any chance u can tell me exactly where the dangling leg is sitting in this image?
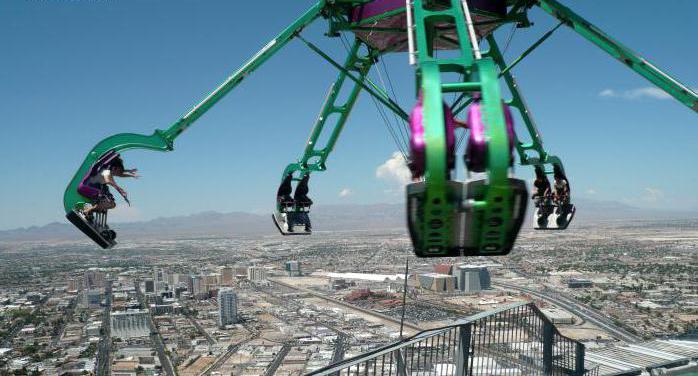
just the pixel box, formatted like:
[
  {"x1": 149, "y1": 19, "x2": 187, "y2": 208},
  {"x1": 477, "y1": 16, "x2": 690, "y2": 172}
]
[
  {"x1": 276, "y1": 173, "x2": 294, "y2": 209},
  {"x1": 487, "y1": 36, "x2": 575, "y2": 230},
  {"x1": 273, "y1": 38, "x2": 376, "y2": 235}
]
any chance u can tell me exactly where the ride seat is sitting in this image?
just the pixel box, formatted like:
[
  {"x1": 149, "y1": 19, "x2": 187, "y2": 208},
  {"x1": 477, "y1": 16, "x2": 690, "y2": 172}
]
[{"x1": 407, "y1": 178, "x2": 528, "y2": 257}]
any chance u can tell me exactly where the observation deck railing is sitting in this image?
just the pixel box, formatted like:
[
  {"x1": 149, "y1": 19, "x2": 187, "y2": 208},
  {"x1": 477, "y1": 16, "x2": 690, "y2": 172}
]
[{"x1": 307, "y1": 302, "x2": 599, "y2": 376}]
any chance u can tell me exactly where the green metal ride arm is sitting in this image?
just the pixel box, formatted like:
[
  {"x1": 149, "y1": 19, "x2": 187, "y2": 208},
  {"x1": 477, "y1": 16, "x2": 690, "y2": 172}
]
[
  {"x1": 280, "y1": 38, "x2": 376, "y2": 187},
  {"x1": 536, "y1": 0, "x2": 698, "y2": 113},
  {"x1": 64, "y1": 1, "x2": 325, "y2": 213},
  {"x1": 487, "y1": 34, "x2": 566, "y2": 174}
]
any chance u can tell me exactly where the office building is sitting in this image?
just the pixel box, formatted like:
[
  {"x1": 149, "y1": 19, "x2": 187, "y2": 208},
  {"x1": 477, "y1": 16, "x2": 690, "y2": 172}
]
[
  {"x1": 247, "y1": 266, "x2": 267, "y2": 282},
  {"x1": 456, "y1": 266, "x2": 491, "y2": 293},
  {"x1": 415, "y1": 273, "x2": 457, "y2": 293},
  {"x1": 218, "y1": 288, "x2": 238, "y2": 327},
  {"x1": 286, "y1": 261, "x2": 301, "y2": 277}
]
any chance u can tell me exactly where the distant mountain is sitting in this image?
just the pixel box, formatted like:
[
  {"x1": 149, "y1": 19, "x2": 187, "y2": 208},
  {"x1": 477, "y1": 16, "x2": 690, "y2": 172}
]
[{"x1": 0, "y1": 200, "x2": 695, "y2": 242}]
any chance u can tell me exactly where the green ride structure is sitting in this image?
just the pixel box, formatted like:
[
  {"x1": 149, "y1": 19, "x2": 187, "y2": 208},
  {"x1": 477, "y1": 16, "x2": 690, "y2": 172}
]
[{"x1": 64, "y1": 0, "x2": 698, "y2": 253}]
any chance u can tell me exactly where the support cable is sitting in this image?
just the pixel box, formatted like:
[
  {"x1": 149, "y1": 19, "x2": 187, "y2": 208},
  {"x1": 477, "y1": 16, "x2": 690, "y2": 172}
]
[
  {"x1": 376, "y1": 59, "x2": 410, "y2": 149},
  {"x1": 337, "y1": 34, "x2": 409, "y2": 160}
]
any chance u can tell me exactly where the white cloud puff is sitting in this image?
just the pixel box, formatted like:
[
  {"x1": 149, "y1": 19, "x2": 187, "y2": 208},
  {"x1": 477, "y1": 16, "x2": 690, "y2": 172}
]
[
  {"x1": 376, "y1": 152, "x2": 411, "y2": 186},
  {"x1": 339, "y1": 188, "x2": 352, "y2": 198},
  {"x1": 599, "y1": 87, "x2": 672, "y2": 100}
]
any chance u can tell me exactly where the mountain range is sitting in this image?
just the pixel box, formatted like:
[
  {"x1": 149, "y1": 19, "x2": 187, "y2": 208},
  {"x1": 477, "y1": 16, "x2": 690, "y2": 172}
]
[{"x1": 1, "y1": 199, "x2": 696, "y2": 242}]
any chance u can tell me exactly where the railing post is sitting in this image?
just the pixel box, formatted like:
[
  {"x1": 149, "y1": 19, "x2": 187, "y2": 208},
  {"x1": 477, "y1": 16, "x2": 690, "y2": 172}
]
[
  {"x1": 394, "y1": 349, "x2": 408, "y2": 376},
  {"x1": 543, "y1": 321, "x2": 554, "y2": 374},
  {"x1": 575, "y1": 342, "x2": 586, "y2": 376},
  {"x1": 455, "y1": 323, "x2": 472, "y2": 375}
]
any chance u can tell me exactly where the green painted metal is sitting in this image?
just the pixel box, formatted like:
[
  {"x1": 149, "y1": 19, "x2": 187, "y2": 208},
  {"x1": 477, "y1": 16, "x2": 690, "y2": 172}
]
[
  {"x1": 498, "y1": 21, "x2": 563, "y2": 78},
  {"x1": 486, "y1": 34, "x2": 568, "y2": 175},
  {"x1": 298, "y1": 35, "x2": 409, "y2": 121},
  {"x1": 410, "y1": 0, "x2": 513, "y2": 255},
  {"x1": 64, "y1": 1, "x2": 326, "y2": 213},
  {"x1": 537, "y1": 0, "x2": 698, "y2": 113},
  {"x1": 278, "y1": 37, "x2": 376, "y2": 211},
  {"x1": 476, "y1": 58, "x2": 515, "y2": 253}
]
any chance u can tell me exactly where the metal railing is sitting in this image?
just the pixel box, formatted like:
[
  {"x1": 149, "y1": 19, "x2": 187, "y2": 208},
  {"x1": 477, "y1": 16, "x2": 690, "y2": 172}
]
[{"x1": 307, "y1": 302, "x2": 599, "y2": 376}]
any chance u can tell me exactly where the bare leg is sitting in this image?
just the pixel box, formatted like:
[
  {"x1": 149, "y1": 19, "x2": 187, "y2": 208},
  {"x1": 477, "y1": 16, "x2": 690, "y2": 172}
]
[{"x1": 84, "y1": 200, "x2": 115, "y2": 217}]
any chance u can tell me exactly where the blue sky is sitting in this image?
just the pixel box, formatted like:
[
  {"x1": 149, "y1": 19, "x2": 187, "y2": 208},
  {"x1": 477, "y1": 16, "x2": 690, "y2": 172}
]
[{"x1": 1, "y1": 1, "x2": 696, "y2": 230}]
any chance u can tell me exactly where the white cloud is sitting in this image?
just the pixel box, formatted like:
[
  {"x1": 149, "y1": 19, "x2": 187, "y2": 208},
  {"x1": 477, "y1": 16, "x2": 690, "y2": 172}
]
[
  {"x1": 338, "y1": 188, "x2": 352, "y2": 198},
  {"x1": 599, "y1": 89, "x2": 617, "y2": 98},
  {"x1": 599, "y1": 87, "x2": 672, "y2": 100},
  {"x1": 641, "y1": 187, "x2": 664, "y2": 203},
  {"x1": 376, "y1": 152, "x2": 411, "y2": 186},
  {"x1": 586, "y1": 189, "x2": 597, "y2": 196}
]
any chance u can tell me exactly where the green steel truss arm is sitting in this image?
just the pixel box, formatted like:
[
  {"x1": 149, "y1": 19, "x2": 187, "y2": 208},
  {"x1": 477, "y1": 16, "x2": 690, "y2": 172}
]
[
  {"x1": 412, "y1": 0, "x2": 513, "y2": 254},
  {"x1": 536, "y1": 0, "x2": 698, "y2": 113},
  {"x1": 279, "y1": 38, "x2": 375, "y2": 191},
  {"x1": 297, "y1": 35, "x2": 408, "y2": 121},
  {"x1": 64, "y1": 1, "x2": 325, "y2": 213},
  {"x1": 486, "y1": 34, "x2": 566, "y2": 174}
]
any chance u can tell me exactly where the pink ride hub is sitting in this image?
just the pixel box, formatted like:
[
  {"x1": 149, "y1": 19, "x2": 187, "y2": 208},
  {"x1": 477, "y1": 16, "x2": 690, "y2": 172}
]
[
  {"x1": 408, "y1": 94, "x2": 456, "y2": 179},
  {"x1": 465, "y1": 98, "x2": 516, "y2": 173}
]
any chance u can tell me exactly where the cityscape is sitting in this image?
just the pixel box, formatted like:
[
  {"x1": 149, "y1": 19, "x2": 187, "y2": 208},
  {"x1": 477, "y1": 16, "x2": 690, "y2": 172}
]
[{"x1": 0, "y1": 219, "x2": 697, "y2": 375}]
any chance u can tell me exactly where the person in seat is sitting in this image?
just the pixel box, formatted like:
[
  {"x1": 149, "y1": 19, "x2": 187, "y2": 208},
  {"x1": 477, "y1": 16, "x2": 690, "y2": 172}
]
[
  {"x1": 82, "y1": 156, "x2": 139, "y2": 219},
  {"x1": 532, "y1": 166, "x2": 551, "y2": 205},
  {"x1": 276, "y1": 173, "x2": 294, "y2": 208},
  {"x1": 294, "y1": 174, "x2": 313, "y2": 208},
  {"x1": 552, "y1": 165, "x2": 570, "y2": 206}
]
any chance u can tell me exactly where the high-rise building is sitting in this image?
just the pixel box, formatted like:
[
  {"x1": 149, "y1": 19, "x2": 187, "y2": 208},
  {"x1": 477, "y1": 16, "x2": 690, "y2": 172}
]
[
  {"x1": 221, "y1": 267, "x2": 234, "y2": 286},
  {"x1": 84, "y1": 270, "x2": 105, "y2": 289},
  {"x1": 456, "y1": 266, "x2": 491, "y2": 293},
  {"x1": 111, "y1": 310, "x2": 149, "y2": 339},
  {"x1": 247, "y1": 266, "x2": 267, "y2": 282},
  {"x1": 144, "y1": 279, "x2": 155, "y2": 294},
  {"x1": 285, "y1": 261, "x2": 301, "y2": 277},
  {"x1": 153, "y1": 268, "x2": 166, "y2": 293},
  {"x1": 218, "y1": 288, "x2": 238, "y2": 327},
  {"x1": 84, "y1": 289, "x2": 102, "y2": 308},
  {"x1": 68, "y1": 277, "x2": 84, "y2": 292},
  {"x1": 203, "y1": 274, "x2": 220, "y2": 292},
  {"x1": 187, "y1": 275, "x2": 201, "y2": 296}
]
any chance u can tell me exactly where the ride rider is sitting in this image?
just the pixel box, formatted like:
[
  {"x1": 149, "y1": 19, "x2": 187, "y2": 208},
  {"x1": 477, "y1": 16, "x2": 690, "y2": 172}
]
[
  {"x1": 83, "y1": 157, "x2": 139, "y2": 219},
  {"x1": 552, "y1": 164, "x2": 570, "y2": 206},
  {"x1": 532, "y1": 166, "x2": 551, "y2": 205}
]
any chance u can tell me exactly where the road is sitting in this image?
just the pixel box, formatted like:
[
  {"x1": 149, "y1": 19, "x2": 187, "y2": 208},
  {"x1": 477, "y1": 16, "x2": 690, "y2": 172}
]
[
  {"x1": 331, "y1": 334, "x2": 347, "y2": 364},
  {"x1": 270, "y1": 279, "x2": 422, "y2": 332},
  {"x1": 135, "y1": 284, "x2": 177, "y2": 376},
  {"x1": 95, "y1": 281, "x2": 112, "y2": 376},
  {"x1": 183, "y1": 312, "x2": 215, "y2": 345},
  {"x1": 263, "y1": 343, "x2": 291, "y2": 376},
  {"x1": 494, "y1": 282, "x2": 642, "y2": 343}
]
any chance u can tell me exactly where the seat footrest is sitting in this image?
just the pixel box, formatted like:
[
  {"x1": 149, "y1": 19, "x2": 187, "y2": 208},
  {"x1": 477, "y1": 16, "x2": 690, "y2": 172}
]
[
  {"x1": 272, "y1": 211, "x2": 312, "y2": 236},
  {"x1": 407, "y1": 179, "x2": 528, "y2": 257},
  {"x1": 534, "y1": 203, "x2": 576, "y2": 230},
  {"x1": 66, "y1": 210, "x2": 116, "y2": 249}
]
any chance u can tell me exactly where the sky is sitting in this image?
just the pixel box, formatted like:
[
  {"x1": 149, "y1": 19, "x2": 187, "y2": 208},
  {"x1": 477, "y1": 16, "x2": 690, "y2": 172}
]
[{"x1": 1, "y1": 1, "x2": 697, "y2": 230}]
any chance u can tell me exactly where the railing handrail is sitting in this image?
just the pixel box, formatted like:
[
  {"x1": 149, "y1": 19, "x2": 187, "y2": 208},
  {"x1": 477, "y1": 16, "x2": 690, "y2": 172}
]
[{"x1": 307, "y1": 301, "x2": 582, "y2": 375}]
